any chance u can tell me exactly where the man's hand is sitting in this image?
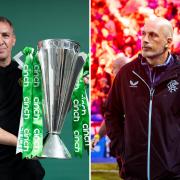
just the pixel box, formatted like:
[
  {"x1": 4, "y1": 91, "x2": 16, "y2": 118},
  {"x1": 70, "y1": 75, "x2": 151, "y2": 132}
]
[
  {"x1": 91, "y1": 134, "x2": 100, "y2": 150},
  {"x1": 0, "y1": 128, "x2": 17, "y2": 146},
  {"x1": 83, "y1": 74, "x2": 89, "y2": 85}
]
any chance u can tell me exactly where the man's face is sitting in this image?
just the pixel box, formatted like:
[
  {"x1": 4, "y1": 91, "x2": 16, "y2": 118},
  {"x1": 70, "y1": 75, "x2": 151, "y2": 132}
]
[
  {"x1": 0, "y1": 22, "x2": 16, "y2": 62},
  {"x1": 141, "y1": 21, "x2": 167, "y2": 59}
]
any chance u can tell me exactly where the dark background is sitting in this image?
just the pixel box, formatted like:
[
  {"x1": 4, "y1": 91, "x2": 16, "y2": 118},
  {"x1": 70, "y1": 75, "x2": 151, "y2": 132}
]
[{"x1": 0, "y1": 0, "x2": 89, "y2": 179}]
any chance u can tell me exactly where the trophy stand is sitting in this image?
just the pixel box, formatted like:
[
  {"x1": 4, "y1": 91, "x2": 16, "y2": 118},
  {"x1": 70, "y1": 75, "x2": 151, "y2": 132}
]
[{"x1": 42, "y1": 133, "x2": 71, "y2": 159}]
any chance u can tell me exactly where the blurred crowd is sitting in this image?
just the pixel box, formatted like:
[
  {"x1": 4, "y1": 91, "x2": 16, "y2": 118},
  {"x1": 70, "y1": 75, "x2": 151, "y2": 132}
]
[{"x1": 91, "y1": 0, "x2": 180, "y2": 121}]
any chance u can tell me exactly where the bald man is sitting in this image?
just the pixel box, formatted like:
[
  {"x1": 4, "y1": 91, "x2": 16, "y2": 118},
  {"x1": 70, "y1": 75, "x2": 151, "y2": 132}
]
[{"x1": 105, "y1": 17, "x2": 180, "y2": 180}]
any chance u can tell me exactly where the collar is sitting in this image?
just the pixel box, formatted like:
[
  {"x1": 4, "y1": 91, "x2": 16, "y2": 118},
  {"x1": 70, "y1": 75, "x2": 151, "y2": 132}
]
[{"x1": 140, "y1": 53, "x2": 173, "y2": 68}]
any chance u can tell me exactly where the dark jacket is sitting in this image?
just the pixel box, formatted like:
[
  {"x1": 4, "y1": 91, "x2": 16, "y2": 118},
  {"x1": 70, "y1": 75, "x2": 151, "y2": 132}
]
[{"x1": 105, "y1": 54, "x2": 180, "y2": 179}]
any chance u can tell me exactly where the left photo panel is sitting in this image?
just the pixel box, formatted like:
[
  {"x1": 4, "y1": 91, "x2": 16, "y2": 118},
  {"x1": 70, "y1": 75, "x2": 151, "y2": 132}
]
[{"x1": 0, "y1": 0, "x2": 90, "y2": 180}]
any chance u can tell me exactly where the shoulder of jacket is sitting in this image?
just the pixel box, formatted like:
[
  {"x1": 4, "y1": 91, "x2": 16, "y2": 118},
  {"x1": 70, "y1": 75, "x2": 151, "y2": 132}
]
[
  {"x1": 172, "y1": 54, "x2": 180, "y2": 63},
  {"x1": 114, "y1": 59, "x2": 138, "y2": 82},
  {"x1": 120, "y1": 55, "x2": 140, "y2": 73}
]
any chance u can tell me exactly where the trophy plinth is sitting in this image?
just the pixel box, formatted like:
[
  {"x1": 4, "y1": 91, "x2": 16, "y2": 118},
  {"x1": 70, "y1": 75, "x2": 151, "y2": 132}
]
[
  {"x1": 38, "y1": 39, "x2": 85, "y2": 159},
  {"x1": 42, "y1": 133, "x2": 71, "y2": 159}
]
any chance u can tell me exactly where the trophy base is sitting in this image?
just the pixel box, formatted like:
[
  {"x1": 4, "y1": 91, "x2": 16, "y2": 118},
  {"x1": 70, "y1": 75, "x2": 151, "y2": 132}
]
[{"x1": 41, "y1": 133, "x2": 71, "y2": 159}]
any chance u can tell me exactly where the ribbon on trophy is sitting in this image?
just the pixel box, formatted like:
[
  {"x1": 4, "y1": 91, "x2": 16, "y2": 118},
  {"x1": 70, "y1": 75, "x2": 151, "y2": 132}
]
[
  {"x1": 72, "y1": 54, "x2": 89, "y2": 157},
  {"x1": 16, "y1": 47, "x2": 43, "y2": 158}
]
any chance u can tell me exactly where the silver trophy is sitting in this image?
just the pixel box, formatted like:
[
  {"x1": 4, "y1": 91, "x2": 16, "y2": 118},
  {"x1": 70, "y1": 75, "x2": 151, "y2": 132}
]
[{"x1": 38, "y1": 39, "x2": 85, "y2": 159}]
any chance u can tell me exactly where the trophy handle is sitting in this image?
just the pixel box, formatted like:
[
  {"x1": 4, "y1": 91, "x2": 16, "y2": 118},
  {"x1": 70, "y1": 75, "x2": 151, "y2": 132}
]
[{"x1": 41, "y1": 133, "x2": 71, "y2": 159}]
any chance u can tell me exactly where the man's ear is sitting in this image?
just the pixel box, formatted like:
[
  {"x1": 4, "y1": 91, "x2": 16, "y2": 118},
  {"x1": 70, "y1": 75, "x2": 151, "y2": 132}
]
[
  {"x1": 166, "y1": 37, "x2": 173, "y2": 49},
  {"x1": 12, "y1": 35, "x2": 16, "y2": 46},
  {"x1": 167, "y1": 37, "x2": 173, "y2": 45}
]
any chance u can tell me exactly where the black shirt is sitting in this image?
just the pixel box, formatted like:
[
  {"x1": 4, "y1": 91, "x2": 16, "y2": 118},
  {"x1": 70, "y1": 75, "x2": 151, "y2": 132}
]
[
  {"x1": 0, "y1": 61, "x2": 45, "y2": 179},
  {"x1": 0, "y1": 61, "x2": 22, "y2": 162}
]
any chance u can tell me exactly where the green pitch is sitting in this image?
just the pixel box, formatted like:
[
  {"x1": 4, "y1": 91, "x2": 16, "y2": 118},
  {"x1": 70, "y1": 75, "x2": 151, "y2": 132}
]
[{"x1": 91, "y1": 163, "x2": 123, "y2": 180}]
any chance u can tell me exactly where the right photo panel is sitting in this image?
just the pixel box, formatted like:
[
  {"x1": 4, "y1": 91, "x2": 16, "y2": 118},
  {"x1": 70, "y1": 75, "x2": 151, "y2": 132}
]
[{"x1": 91, "y1": 0, "x2": 180, "y2": 180}]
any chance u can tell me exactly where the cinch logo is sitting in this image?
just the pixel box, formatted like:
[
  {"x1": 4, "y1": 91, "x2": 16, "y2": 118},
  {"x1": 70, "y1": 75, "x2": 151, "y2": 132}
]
[
  {"x1": 167, "y1": 80, "x2": 179, "y2": 93},
  {"x1": 129, "y1": 80, "x2": 139, "y2": 88}
]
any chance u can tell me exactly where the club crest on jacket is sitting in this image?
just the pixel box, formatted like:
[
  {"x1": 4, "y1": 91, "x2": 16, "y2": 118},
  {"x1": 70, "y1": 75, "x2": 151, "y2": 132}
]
[{"x1": 167, "y1": 80, "x2": 179, "y2": 93}]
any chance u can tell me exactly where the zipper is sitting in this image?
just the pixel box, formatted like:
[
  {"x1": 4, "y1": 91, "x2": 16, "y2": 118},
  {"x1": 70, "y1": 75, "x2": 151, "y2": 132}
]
[
  {"x1": 132, "y1": 71, "x2": 150, "y2": 91},
  {"x1": 147, "y1": 88, "x2": 154, "y2": 180},
  {"x1": 132, "y1": 70, "x2": 155, "y2": 180}
]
